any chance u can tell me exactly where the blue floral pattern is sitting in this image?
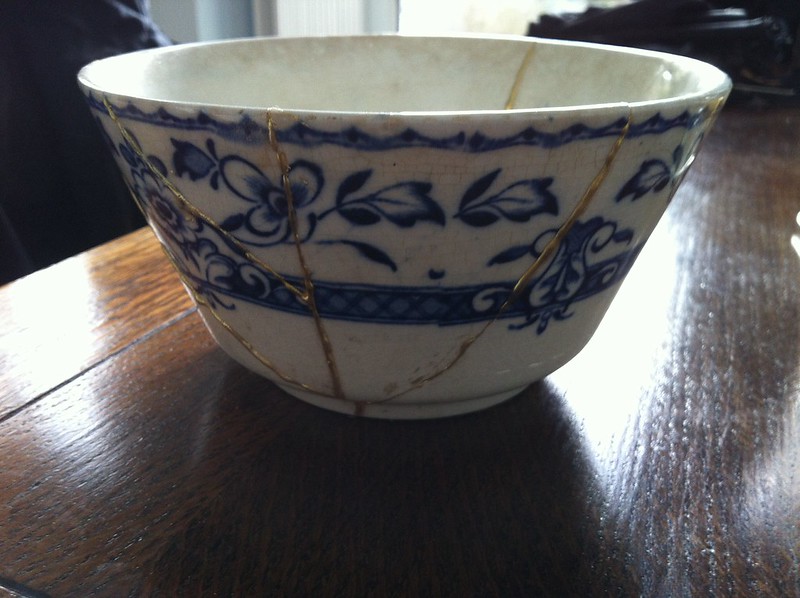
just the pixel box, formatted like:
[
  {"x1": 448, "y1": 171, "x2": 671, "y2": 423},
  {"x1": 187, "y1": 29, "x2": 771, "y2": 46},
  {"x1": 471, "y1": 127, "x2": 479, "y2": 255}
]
[{"x1": 93, "y1": 99, "x2": 698, "y2": 334}]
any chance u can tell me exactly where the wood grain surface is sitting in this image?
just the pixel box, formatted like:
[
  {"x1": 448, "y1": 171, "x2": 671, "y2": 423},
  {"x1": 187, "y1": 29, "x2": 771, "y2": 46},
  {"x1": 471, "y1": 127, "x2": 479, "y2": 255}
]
[
  {"x1": 0, "y1": 106, "x2": 798, "y2": 597},
  {"x1": 0, "y1": 230, "x2": 193, "y2": 419}
]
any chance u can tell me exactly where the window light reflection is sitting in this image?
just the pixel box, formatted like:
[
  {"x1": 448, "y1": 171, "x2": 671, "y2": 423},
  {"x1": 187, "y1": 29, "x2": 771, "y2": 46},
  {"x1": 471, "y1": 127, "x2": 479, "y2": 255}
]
[
  {"x1": 5, "y1": 255, "x2": 101, "y2": 360},
  {"x1": 1, "y1": 254, "x2": 105, "y2": 442},
  {"x1": 743, "y1": 368, "x2": 800, "y2": 542},
  {"x1": 546, "y1": 215, "x2": 682, "y2": 474}
]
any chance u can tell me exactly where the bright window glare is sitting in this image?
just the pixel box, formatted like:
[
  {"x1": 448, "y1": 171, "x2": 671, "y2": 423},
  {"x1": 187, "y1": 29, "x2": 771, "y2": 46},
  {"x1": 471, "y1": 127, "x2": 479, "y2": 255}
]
[
  {"x1": 546, "y1": 211, "x2": 683, "y2": 475},
  {"x1": 794, "y1": 211, "x2": 800, "y2": 260},
  {"x1": 2, "y1": 256, "x2": 102, "y2": 370},
  {"x1": 399, "y1": 0, "x2": 590, "y2": 35},
  {"x1": 1, "y1": 255, "x2": 109, "y2": 448}
]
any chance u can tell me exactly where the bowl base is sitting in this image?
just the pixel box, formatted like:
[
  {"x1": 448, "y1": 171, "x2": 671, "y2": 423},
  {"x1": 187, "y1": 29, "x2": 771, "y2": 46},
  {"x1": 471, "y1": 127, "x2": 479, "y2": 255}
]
[{"x1": 276, "y1": 385, "x2": 529, "y2": 419}]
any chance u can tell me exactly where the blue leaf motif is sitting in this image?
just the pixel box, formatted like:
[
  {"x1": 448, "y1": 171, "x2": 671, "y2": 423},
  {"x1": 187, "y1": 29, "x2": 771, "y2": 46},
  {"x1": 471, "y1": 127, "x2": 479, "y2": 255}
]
[
  {"x1": 491, "y1": 179, "x2": 559, "y2": 222},
  {"x1": 95, "y1": 117, "x2": 119, "y2": 156},
  {"x1": 321, "y1": 240, "x2": 398, "y2": 271},
  {"x1": 172, "y1": 139, "x2": 216, "y2": 180},
  {"x1": 147, "y1": 155, "x2": 168, "y2": 177},
  {"x1": 338, "y1": 206, "x2": 381, "y2": 226},
  {"x1": 460, "y1": 169, "x2": 501, "y2": 207},
  {"x1": 206, "y1": 138, "x2": 218, "y2": 159},
  {"x1": 336, "y1": 169, "x2": 372, "y2": 202},
  {"x1": 488, "y1": 244, "x2": 535, "y2": 266},
  {"x1": 672, "y1": 144, "x2": 683, "y2": 166},
  {"x1": 456, "y1": 173, "x2": 559, "y2": 227},
  {"x1": 615, "y1": 159, "x2": 671, "y2": 202},
  {"x1": 220, "y1": 213, "x2": 246, "y2": 232},
  {"x1": 119, "y1": 131, "x2": 144, "y2": 169},
  {"x1": 335, "y1": 170, "x2": 444, "y2": 227}
]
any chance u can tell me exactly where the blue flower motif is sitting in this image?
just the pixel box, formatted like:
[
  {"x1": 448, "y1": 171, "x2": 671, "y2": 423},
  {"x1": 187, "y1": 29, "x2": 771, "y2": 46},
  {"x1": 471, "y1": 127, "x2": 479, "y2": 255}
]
[
  {"x1": 129, "y1": 165, "x2": 215, "y2": 276},
  {"x1": 131, "y1": 169, "x2": 180, "y2": 229},
  {"x1": 220, "y1": 157, "x2": 323, "y2": 244},
  {"x1": 170, "y1": 139, "x2": 324, "y2": 245}
]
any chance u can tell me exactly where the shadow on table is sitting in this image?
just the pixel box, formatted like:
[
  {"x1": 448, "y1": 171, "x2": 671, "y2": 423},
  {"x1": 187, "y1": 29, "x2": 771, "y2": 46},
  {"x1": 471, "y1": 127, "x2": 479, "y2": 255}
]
[{"x1": 136, "y1": 368, "x2": 642, "y2": 596}]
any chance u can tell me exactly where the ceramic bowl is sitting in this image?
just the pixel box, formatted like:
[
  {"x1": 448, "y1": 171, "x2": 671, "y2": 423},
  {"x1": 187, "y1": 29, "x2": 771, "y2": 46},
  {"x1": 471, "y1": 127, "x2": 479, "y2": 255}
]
[{"x1": 78, "y1": 35, "x2": 730, "y2": 418}]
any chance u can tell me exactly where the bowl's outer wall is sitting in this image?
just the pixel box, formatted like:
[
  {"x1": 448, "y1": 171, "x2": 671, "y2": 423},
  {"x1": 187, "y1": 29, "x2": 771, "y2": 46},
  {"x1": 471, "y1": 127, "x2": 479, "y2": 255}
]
[{"x1": 79, "y1": 38, "x2": 730, "y2": 414}]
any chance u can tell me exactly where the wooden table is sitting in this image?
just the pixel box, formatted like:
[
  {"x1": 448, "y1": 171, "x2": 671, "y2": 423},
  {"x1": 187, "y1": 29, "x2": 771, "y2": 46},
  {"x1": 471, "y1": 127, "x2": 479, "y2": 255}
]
[{"x1": 1, "y1": 105, "x2": 798, "y2": 597}]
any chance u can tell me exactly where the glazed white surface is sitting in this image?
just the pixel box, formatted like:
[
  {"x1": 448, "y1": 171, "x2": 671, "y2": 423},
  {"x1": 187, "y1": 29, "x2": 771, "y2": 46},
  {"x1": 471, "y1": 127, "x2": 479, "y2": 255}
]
[
  {"x1": 78, "y1": 35, "x2": 731, "y2": 417},
  {"x1": 79, "y1": 35, "x2": 730, "y2": 113}
]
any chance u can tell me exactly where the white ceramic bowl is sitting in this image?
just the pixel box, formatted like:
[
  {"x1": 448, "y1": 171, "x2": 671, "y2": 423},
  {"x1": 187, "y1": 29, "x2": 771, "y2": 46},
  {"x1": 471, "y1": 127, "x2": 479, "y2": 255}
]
[{"x1": 78, "y1": 35, "x2": 730, "y2": 418}]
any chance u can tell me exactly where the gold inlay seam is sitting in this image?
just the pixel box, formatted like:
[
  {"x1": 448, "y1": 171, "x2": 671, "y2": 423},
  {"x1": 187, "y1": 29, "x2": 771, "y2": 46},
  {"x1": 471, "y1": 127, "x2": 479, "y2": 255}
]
[
  {"x1": 103, "y1": 97, "x2": 336, "y2": 398},
  {"x1": 266, "y1": 110, "x2": 347, "y2": 403},
  {"x1": 505, "y1": 44, "x2": 536, "y2": 110},
  {"x1": 374, "y1": 108, "x2": 634, "y2": 405},
  {"x1": 103, "y1": 55, "x2": 634, "y2": 413},
  {"x1": 363, "y1": 42, "x2": 633, "y2": 405}
]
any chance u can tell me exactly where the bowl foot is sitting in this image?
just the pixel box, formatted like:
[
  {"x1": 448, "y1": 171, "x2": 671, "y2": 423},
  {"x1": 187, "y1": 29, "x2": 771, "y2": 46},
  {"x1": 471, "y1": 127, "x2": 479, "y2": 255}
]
[{"x1": 276, "y1": 385, "x2": 528, "y2": 419}]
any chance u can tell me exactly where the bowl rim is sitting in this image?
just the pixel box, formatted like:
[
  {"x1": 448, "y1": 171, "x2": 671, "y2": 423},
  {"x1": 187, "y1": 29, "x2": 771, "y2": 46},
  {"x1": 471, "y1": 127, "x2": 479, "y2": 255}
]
[{"x1": 77, "y1": 32, "x2": 733, "y2": 118}]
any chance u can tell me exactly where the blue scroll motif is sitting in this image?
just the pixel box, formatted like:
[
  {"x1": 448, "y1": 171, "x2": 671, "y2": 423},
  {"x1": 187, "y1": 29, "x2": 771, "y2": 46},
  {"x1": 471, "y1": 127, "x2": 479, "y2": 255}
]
[
  {"x1": 189, "y1": 222, "x2": 642, "y2": 332},
  {"x1": 480, "y1": 217, "x2": 639, "y2": 332}
]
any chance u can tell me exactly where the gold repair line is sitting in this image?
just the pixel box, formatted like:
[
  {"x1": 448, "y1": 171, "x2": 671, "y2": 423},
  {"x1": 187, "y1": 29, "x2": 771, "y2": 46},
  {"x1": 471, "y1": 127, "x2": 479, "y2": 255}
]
[
  {"x1": 504, "y1": 110, "x2": 632, "y2": 308},
  {"x1": 103, "y1": 97, "x2": 333, "y2": 397},
  {"x1": 161, "y1": 242, "x2": 336, "y2": 396},
  {"x1": 379, "y1": 108, "x2": 634, "y2": 403},
  {"x1": 707, "y1": 96, "x2": 726, "y2": 121},
  {"x1": 102, "y1": 97, "x2": 306, "y2": 302},
  {"x1": 504, "y1": 45, "x2": 536, "y2": 110},
  {"x1": 117, "y1": 161, "x2": 333, "y2": 396},
  {"x1": 267, "y1": 110, "x2": 346, "y2": 402},
  {"x1": 699, "y1": 96, "x2": 726, "y2": 140}
]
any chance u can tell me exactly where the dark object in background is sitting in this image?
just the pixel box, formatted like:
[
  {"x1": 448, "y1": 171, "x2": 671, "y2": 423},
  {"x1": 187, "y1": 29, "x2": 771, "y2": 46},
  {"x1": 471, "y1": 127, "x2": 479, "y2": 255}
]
[
  {"x1": 0, "y1": 1, "x2": 171, "y2": 285},
  {"x1": 528, "y1": 0, "x2": 800, "y2": 104}
]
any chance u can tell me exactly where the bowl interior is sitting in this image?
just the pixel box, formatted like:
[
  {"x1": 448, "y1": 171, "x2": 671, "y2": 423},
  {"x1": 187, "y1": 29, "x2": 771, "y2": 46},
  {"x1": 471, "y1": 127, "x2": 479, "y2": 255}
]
[{"x1": 79, "y1": 35, "x2": 728, "y2": 113}]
